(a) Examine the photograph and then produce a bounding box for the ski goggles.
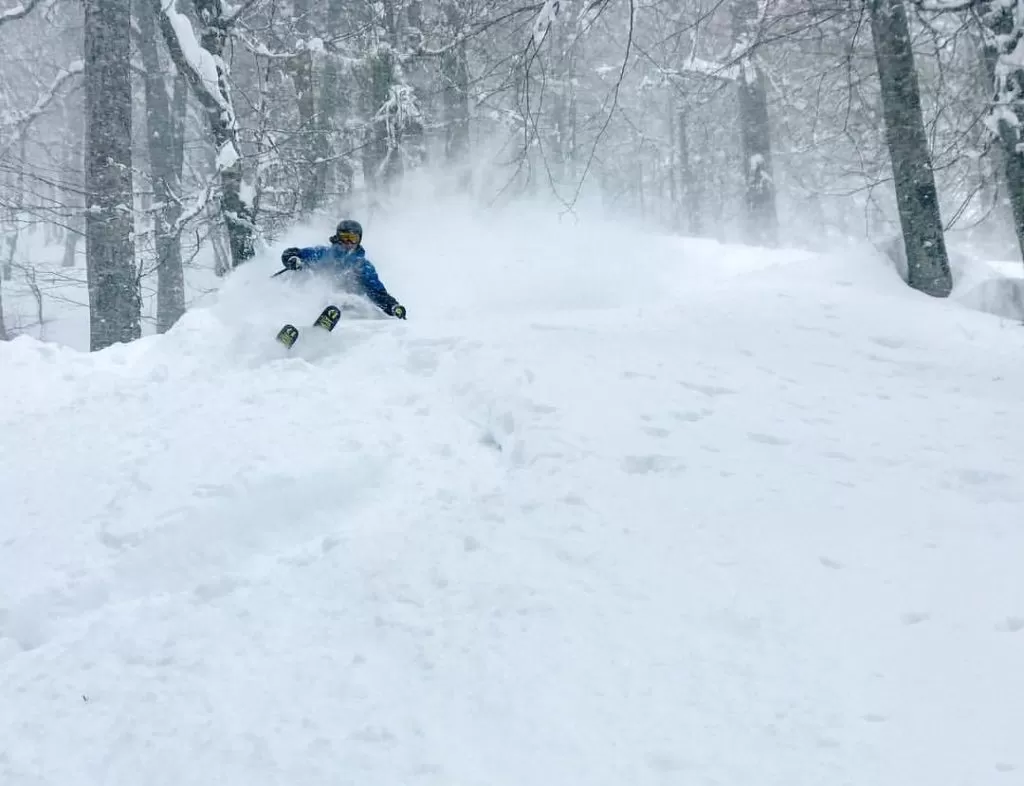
[335,230,360,245]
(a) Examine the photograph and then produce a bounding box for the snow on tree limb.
[152,0,241,169]
[676,53,740,82]
[0,60,83,158]
[158,0,230,115]
[165,176,217,234]
[150,0,254,267]
[983,2,1024,137]
[0,0,41,27]
[910,0,980,10]
[532,0,563,48]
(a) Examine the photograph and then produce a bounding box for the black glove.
[281,248,302,270]
[391,304,407,320]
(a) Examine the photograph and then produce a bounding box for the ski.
[314,304,342,332]
[275,324,299,348]
[275,305,342,349]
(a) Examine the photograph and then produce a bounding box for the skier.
[279,219,407,320]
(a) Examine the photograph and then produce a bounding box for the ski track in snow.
[2,216,1023,785]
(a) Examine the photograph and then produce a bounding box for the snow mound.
[2,203,1024,786]
[876,233,1024,323]
[950,256,1024,323]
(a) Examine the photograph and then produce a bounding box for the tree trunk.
[60,97,84,267]
[153,0,255,270]
[549,6,579,187]
[677,106,703,236]
[732,0,778,247]
[668,102,679,228]
[138,0,187,333]
[320,0,353,202]
[981,0,1024,265]
[363,46,400,189]
[868,0,952,297]
[84,0,140,350]
[290,51,324,214]
[361,0,423,193]
[289,0,328,214]
[441,1,470,171]
[0,277,6,340]
[3,137,26,280]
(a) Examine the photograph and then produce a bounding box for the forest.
[1,0,1022,350]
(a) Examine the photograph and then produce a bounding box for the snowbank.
[2,199,1023,786]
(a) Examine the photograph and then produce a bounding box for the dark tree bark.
[320,0,354,201]
[731,0,778,247]
[869,0,952,297]
[360,0,423,192]
[3,137,26,281]
[0,276,7,341]
[548,5,579,186]
[84,0,140,350]
[60,99,83,268]
[362,46,401,189]
[289,0,329,214]
[138,0,187,333]
[981,0,1024,265]
[441,1,470,168]
[676,105,703,236]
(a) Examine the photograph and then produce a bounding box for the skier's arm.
[359,260,406,318]
[280,246,328,270]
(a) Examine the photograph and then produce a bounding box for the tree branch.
[0,61,83,159]
[0,0,42,27]
[910,0,979,11]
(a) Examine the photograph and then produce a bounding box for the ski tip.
[314,305,342,332]
[275,324,299,348]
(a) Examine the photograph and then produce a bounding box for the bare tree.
[319,0,354,202]
[287,0,329,215]
[0,271,7,340]
[732,0,779,246]
[441,1,471,172]
[152,0,256,269]
[869,0,952,296]
[137,0,187,332]
[979,0,1024,262]
[361,3,424,195]
[4,0,1011,352]
[84,0,140,349]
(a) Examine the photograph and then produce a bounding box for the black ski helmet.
[332,219,363,245]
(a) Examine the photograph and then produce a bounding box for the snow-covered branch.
[157,0,231,116]
[0,0,42,27]
[532,0,562,48]
[167,176,217,234]
[151,0,254,267]
[911,0,980,11]
[0,60,83,158]
[233,26,322,60]
[675,53,740,82]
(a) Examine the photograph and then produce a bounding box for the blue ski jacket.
[286,244,400,315]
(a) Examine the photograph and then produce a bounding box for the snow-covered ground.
[2,201,1023,785]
